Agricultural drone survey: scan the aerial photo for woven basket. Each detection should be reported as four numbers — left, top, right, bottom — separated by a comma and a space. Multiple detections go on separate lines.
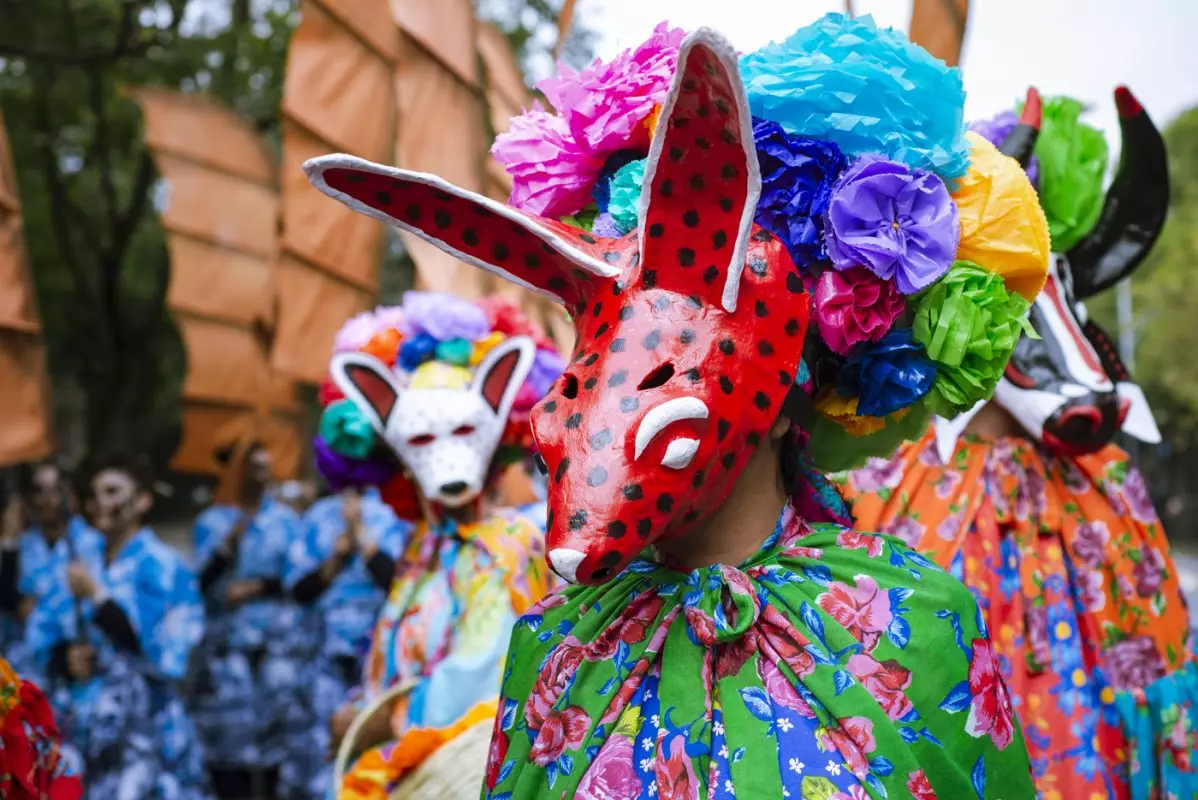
332, 681, 491, 800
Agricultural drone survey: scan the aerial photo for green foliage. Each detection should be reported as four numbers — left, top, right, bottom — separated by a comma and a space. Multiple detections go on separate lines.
475, 0, 598, 82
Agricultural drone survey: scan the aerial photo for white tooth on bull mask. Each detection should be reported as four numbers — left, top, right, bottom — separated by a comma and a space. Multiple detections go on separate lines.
1117, 382, 1163, 443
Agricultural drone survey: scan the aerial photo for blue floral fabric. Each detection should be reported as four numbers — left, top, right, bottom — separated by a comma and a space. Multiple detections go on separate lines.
25, 527, 209, 799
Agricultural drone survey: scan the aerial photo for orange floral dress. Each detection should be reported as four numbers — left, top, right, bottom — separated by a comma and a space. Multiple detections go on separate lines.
0, 657, 81, 800
836, 430, 1197, 800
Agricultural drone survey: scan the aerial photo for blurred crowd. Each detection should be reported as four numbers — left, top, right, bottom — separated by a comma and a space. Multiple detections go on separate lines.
0, 445, 490, 800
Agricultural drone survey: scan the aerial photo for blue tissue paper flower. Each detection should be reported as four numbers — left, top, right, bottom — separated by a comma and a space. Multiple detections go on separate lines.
739, 13, 971, 181
752, 118, 846, 268
838, 329, 937, 417
592, 149, 644, 213
399, 331, 439, 371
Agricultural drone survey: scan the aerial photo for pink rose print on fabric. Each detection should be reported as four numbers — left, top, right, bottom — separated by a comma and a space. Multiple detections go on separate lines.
817, 575, 892, 651
906, 769, 938, 799
1133, 545, 1165, 597
852, 456, 906, 492
757, 655, 817, 717
831, 787, 871, 800
525, 639, 585, 729
576, 734, 639, 800
759, 604, 816, 679
934, 469, 961, 499
964, 638, 1017, 750
1072, 519, 1110, 569
1104, 635, 1167, 691
1122, 468, 1159, 524
846, 653, 914, 721
884, 515, 925, 548
936, 512, 962, 542
1061, 462, 1090, 495
529, 705, 591, 766
1078, 569, 1107, 613
587, 591, 666, 659
713, 629, 759, 681
484, 709, 509, 789
654, 732, 699, 800
836, 529, 884, 557
818, 716, 877, 779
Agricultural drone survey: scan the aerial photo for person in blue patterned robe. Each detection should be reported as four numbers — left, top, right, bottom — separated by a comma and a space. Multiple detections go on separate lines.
280, 486, 409, 798
26, 452, 210, 800
188, 444, 311, 799
0, 460, 103, 682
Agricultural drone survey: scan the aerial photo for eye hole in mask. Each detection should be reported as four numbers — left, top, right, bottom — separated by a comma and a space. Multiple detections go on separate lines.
408, 434, 436, 447
638, 363, 675, 391
561, 374, 579, 399
452, 425, 477, 436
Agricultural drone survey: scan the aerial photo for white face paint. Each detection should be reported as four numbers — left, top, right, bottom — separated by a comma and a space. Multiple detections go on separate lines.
89, 469, 143, 535
332, 337, 537, 510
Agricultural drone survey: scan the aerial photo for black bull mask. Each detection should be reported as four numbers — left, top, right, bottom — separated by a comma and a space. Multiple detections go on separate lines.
936, 86, 1169, 459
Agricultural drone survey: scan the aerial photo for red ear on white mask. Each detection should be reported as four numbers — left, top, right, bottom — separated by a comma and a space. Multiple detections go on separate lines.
329, 352, 401, 433
472, 336, 536, 424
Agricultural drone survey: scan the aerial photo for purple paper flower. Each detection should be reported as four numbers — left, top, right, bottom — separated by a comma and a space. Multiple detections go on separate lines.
525, 347, 566, 400
969, 110, 1039, 187
752, 118, 847, 268
399, 291, 491, 343
539, 22, 684, 156
825, 154, 960, 294
492, 104, 604, 217
313, 436, 397, 491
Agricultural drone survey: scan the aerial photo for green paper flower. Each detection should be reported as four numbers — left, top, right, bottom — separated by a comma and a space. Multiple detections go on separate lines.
1030, 95, 1109, 251
912, 261, 1034, 416
319, 399, 377, 460
608, 159, 647, 232
560, 204, 599, 232
435, 337, 473, 366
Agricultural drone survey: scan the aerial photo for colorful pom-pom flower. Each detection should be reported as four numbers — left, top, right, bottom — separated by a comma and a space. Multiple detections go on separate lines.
813, 267, 905, 356
739, 13, 971, 180
838, 329, 937, 418
912, 261, 1034, 414
752, 118, 847, 268
824, 154, 960, 295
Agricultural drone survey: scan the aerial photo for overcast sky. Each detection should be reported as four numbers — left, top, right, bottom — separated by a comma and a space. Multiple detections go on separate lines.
580, 0, 1198, 157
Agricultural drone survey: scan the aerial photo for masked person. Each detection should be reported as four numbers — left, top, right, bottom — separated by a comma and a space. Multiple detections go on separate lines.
0, 654, 83, 800
282, 483, 409, 797
189, 443, 307, 799
293, 291, 562, 799
25, 452, 209, 799
840, 89, 1195, 799
0, 461, 103, 680
305, 13, 1058, 797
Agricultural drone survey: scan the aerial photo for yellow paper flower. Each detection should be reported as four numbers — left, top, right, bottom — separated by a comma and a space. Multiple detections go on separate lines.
815, 393, 892, 436
645, 104, 663, 140
469, 332, 505, 366
952, 131, 1051, 301
409, 361, 472, 391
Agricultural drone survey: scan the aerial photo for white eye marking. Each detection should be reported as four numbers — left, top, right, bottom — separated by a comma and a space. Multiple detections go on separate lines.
662, 438, 700, 469
548, 548, 585, 584
634, 397, 709, 460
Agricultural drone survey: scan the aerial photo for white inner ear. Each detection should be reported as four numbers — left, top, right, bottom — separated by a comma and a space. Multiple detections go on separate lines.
634, 397, 709, 460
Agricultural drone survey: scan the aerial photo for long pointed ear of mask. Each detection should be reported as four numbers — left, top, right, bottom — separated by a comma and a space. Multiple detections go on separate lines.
472, 336, 536, 423
329, 352, 402, 434
303, 157, 621, 314
637, 27, 761, 313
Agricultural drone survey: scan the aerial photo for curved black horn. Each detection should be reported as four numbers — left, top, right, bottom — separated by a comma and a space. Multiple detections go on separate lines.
1067, 86, 1169, 299
999, 87, 1042, 168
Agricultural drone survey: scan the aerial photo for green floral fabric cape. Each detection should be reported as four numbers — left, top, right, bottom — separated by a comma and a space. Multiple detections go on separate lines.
481, 505, 1035, 799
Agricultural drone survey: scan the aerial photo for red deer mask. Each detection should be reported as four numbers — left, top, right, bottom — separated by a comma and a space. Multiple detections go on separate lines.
305, 30, 811, 585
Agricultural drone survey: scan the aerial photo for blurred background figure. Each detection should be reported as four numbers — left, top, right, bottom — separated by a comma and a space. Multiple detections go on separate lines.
188, 443, 309, 800
282, 486, 408, 798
